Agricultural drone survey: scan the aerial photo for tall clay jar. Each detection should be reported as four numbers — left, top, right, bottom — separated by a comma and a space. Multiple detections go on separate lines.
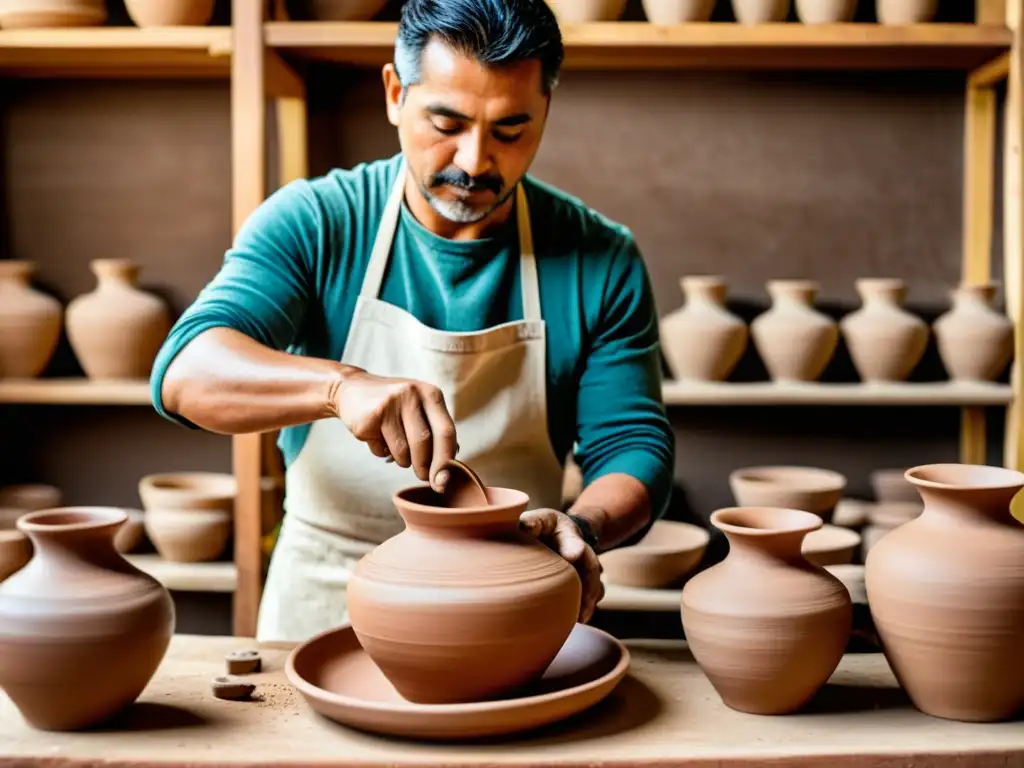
865, 464, 1024, 722
731, 0, 791, 23
660, 276, 748, 382
65, 259, 171, 380
840, 278, 928, 383
0, 508, 175, 730
750, 280, 838, 382
681, 507, 852, 714
933, 283, 1014, 382
0, 261, 62, 379
347, 485, 581, 705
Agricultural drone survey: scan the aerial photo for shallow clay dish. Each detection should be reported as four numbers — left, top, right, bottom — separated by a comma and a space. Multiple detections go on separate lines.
729, 465, 846, 521
286, 622, 629, 740
802, 524, 862, 566
599, 520, 710, 588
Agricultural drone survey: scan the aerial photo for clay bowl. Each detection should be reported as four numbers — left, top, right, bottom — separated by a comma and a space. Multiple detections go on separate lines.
0, 530, 32, 582
138, 473, 235, 562
546, 0, 628, 23
0, 483, 62, 529
285, 622, 630, 740
867, 501, 922, 529
729, 466, 847, 522
113, 508, 146, 553
599, 520, 710, 588
869, 468, 920, 503
802, 524, 862, 567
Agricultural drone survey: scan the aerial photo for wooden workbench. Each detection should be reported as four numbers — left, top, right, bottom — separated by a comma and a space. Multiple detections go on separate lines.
1, 634, 1022, 768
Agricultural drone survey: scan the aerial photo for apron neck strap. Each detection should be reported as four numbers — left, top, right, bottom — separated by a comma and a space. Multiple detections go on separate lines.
360, 161, 542, 323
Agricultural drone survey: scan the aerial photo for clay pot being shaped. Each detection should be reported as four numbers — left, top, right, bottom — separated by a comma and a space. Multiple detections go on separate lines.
599, 520, 710, 588
840, 279, 928, 383
875, 0, 937, 24
0, 0, 107, 28
283, 0, 386, 20
124, 0, 214, 26
347, 485, 582, 705
729, 465, 847, 522
0, 483, 62, 529
795, 0, 856, 23
934, 283, 1014, 382
0, 530, 31, 582
66, 259, 170, 380
681, 507, 852, 714
0, 507, 175, 730
0, 261, 62, 379
546, 0, 628, 23
750, 280, 838, 382
138, 472, 235, 562
642, 0, 716, 23
865, 463, 1024, 722
731, 0, 791, 23
660, 276, 748, 382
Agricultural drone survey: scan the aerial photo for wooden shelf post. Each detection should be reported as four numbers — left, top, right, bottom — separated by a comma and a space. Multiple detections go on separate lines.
1005, 0, 1024, 472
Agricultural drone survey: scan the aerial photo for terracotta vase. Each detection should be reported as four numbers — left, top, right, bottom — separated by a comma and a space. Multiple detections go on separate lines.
865, 463, 1024, 722
731, 0, 791, 23
347, 485, 581, 705
138, 472, 235, 562
681, 506, 852, 714
0, 530, 31, 582
642, 0, 716, 23
875, 0, 937, 24
66, 259, 171, 381
545, 0, 628, 23
0, 0, 107, 28
283, 0, 386, 20
729, 465, 847, 522
750, 280, 838, 382
0, 261, 62, 379
934, 283, 1014, 383
124, 0, 214, 26
660, 276, 748, 382
0, 507, 175, 730
795, 0, 857, 23
840, 279, 928, 383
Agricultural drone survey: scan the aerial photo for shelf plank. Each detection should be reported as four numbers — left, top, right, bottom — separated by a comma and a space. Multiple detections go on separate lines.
662, 380, 1013, 406
126, 554, 237, 593
266, 21, 1012, 71
0, 378, 152, 405
0, 26, 232, 78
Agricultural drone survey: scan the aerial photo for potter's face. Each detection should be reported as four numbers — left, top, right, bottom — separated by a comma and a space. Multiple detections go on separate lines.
384, 39, 549, 224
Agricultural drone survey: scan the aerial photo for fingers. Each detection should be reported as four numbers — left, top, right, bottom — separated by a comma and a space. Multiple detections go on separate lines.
379, 398, 410, 468
401, 394, 433, 482
578, 544, 604, 623
520, 510, 604, 624
418, 384, 458, 492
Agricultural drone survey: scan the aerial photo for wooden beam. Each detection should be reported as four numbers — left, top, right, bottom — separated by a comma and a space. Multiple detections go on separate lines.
1004, 0, 1024, 471
969, 51, 1010, 87
979, 0, 1007, 25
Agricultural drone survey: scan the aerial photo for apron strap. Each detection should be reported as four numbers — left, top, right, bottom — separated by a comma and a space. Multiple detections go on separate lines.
517, 184, 541, 323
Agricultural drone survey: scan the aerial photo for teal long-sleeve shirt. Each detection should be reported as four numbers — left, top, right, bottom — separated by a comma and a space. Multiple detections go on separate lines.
150, 153, 674, 522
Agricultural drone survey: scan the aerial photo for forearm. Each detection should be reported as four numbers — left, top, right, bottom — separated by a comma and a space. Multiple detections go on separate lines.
568, 473, 652, 552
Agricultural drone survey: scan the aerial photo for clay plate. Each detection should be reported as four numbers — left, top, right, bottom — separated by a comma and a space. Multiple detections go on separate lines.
286, 622, 630, 740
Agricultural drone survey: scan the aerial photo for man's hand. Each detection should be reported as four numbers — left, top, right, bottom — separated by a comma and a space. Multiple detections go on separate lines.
519, 508, 604, 623
332, 368, 458, 492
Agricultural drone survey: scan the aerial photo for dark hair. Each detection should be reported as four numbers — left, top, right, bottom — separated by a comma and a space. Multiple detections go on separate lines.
394, 0, 564, 95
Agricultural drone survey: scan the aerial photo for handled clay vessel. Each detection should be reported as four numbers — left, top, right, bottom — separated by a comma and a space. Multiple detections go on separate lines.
681, 506, 852, 714
865, 463, 1024, 722
840, 279, 927, 382
933, 283, 1014, 382
0, 507, 175, 730
750, 280, 838, 382
0, 261, 62, 379
347, 485, 581, 704
660, 276, 748, 381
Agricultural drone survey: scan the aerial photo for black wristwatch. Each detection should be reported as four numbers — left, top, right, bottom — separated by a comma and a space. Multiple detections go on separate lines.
568, 514, 600, 553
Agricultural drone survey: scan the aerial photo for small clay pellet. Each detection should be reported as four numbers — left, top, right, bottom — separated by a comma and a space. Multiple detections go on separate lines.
226, 649, 261, 675
212, 676, 255, 701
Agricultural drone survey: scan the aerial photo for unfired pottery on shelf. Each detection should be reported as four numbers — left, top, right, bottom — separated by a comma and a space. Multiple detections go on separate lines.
283, 0, 387, 20
545, 0, 628, 23
0, 483, 62, 529
138, 472, 235, 562
598, 520, 710, 588
0, 507, 174, 730
750, 280, 838, 382
869, 467, 917, 502
681, 507, 852, 715
875, 0, 937, 24
728, 465, 847, 521
831, 498, 871, 528
660, 276, 748, 382
347, 485, 581, 705
0, 0, 106, 28
66, 259, 171, 380
795, 0, 856, 23
731, 0, 791, 24
934, 283, 1014, 382
801, 523, 861, 566
0, 261, 62, 379
840, 279, 928, 383
867, 500, 922, 529
285, 622, 629, 740
865, 463, 1024, 722
124, 0, 214, 26
113, 508, 146, 553
0, 530, 31, 582
642, 0, 716, 23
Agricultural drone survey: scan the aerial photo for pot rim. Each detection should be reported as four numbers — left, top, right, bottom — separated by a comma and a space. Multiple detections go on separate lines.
729, 465, 847, 492
711, 506, 824, 537
17, 506, 128, 533
392, 484, 529, 516
602, 520, 710, 556
139, 471, 237, 501
904, 463, 1024, 491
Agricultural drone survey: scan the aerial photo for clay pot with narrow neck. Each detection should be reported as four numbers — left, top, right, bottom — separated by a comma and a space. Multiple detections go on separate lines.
545, 0, 628, 23
875, 0, 937, 24
681, 506, 852, 714
124, 0, 215, 26
642, 0, 716, 23
66, 259, 170, 380
751, 280, 838, 382
0, 507, 175, 730
865, 463, 1024, 722
660, 276, 748, 382
934, 283, 1014, 382
840, 279, 928, 383
347, 485, 581, 704
795, 0, 857, 23
0, 261, 62, 379
731, 0, 791, 23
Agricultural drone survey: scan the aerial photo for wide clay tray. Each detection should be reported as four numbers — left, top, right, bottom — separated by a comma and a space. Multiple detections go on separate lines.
285, 622, 630, 740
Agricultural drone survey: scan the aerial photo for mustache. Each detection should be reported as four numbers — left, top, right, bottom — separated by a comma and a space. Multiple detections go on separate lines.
429, 168, 503, 195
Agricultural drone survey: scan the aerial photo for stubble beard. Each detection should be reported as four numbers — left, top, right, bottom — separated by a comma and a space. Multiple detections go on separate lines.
418, 182, 517, 225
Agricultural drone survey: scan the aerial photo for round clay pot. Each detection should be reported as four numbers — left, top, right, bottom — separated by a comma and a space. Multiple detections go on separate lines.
865, 463, 1024, 722
284, 0, 387, 20
875, 0, 937, 24
660, 276, 748, 382
599, 520, 710, 588
831, 498, 871, 528
0, 530, 32, 582
681, 506, 852, 714
729, 465, 847, 521
750, 280, 838, 382
138, 472, 235, 562
801, 524, 861, 566
124, 0, 214, 26
0, 0, 106, 28
66, 259, 171, 381
545, 0, 628, 23
934, 283, 1014, 382
731, 0, 791, 23
642, 0, 716, 23
347, 485, 582, 705
0, 483, 62, 530
113, 508, 146, 553
0, 507, 174, 730
796, 0, 856, 23
0, 261, 62, 379
869, 467, 918, 502
840, 279, 928, 383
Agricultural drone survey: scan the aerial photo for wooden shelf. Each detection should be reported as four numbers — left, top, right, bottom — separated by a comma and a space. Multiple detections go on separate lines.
0, 26, 232, 78
126, 554, 237, 593
266, 21, 1012, 71
0, 379, 152, 405
662, 380, 1013, 406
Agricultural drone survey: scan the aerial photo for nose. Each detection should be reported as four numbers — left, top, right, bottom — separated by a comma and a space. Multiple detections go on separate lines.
454, 131, 492, 179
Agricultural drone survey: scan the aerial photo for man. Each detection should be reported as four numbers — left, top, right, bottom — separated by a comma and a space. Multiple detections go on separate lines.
150, 0, 674, 643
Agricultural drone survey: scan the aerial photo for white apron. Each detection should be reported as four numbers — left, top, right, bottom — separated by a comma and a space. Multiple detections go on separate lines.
256, 163, 566, 642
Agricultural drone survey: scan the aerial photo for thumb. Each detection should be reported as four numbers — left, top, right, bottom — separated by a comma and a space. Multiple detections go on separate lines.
552, 516, 587, 563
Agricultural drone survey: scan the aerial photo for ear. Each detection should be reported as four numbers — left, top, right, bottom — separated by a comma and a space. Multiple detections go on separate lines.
382, 64, 404, 127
